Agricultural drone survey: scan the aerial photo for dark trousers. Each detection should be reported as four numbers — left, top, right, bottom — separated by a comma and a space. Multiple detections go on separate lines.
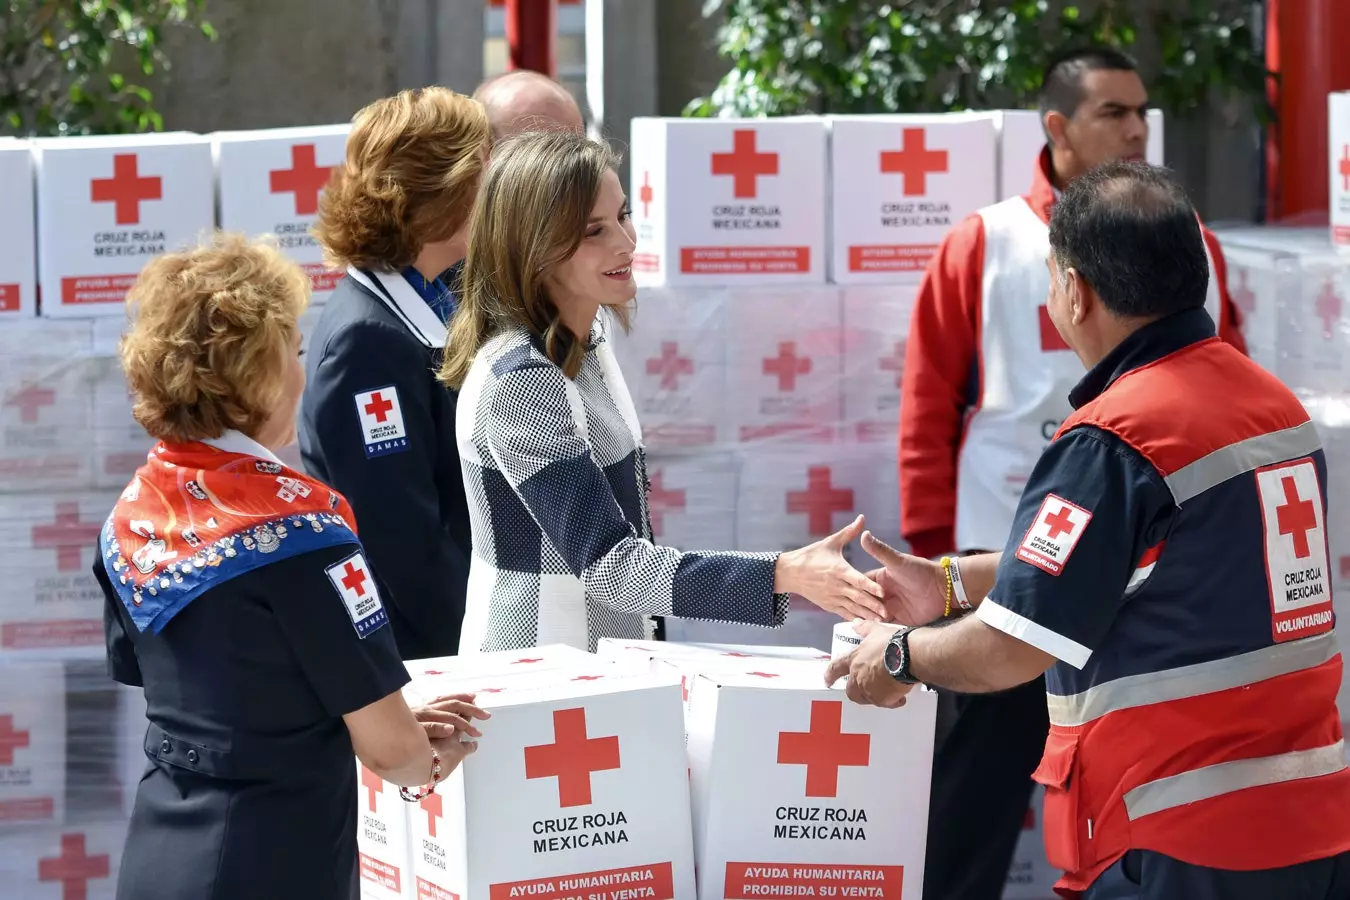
922, 674, 1050, 900
1085, 849, 1350, 900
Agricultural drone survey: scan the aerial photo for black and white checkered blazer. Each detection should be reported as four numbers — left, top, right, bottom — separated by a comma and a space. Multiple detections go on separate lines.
455, 318, 790, 652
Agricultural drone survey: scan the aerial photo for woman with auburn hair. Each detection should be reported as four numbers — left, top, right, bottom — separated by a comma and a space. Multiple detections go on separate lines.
300, 86, 489, 661
440, 131, 887, 654
97, 233, 487, 900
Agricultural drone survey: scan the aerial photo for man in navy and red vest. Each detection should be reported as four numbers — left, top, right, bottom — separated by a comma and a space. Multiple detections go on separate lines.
830, 160, 1350, 898
896, 46, 1249, 900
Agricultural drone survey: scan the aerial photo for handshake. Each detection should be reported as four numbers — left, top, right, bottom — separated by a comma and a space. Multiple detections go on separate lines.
773, 514, 953, 628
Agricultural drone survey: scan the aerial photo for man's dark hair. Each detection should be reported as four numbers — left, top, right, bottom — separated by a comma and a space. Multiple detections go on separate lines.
1048, 161, 1209, 319
1038, 47, 1139, 122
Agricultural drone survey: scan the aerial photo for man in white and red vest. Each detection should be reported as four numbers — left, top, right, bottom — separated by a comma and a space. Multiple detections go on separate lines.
836, 159, 1350, 899
896, 47, 1248, 900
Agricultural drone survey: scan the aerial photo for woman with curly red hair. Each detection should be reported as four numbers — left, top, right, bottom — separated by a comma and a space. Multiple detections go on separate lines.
98, 232, 486, 899
301, 86, 490, 661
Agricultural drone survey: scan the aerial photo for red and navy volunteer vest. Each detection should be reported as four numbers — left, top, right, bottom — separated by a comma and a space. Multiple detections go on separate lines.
1036, 336, 1350, 896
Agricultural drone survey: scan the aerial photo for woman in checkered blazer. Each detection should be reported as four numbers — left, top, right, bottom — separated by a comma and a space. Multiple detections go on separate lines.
438, 131, 886, 653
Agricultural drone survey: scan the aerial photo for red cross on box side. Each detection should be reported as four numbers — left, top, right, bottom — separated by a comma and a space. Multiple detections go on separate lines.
777, 699, 871, 797
91, 154, 162, 226
270, 143, 337, 217
524, 707, 621, 807
712, 129, 779, 199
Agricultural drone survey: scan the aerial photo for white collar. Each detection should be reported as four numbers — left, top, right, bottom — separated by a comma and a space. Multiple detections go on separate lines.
346, 266, 449, 349
202, 430, 284, 464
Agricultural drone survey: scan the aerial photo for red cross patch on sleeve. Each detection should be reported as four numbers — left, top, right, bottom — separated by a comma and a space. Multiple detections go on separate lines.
1016, 494, 1093, 576
325, 551, 388, 638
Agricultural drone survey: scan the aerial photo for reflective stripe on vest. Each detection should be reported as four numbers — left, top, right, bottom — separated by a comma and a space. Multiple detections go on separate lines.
1047, 631, 1339, 727
955, 197, 1223, 552
1123, 740, 1346, 821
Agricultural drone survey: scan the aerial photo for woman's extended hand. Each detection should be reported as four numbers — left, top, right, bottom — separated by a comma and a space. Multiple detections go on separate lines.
775, 515, 888, 621
413, 692, 492, 741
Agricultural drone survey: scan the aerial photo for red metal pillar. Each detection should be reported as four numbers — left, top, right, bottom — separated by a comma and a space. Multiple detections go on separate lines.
1266, 0, 1350, 223
504, 0, 557, 77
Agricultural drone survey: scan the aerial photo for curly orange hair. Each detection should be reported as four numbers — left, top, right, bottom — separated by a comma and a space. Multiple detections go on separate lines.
119, 232, 309, 443
314, 86, 489, 270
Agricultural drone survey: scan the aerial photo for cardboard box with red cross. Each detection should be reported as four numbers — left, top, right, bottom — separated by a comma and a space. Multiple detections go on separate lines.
354, 645, 612, 899
840, 285, 919, 445
0, 140, 37, 319
393, 664, 696, 900
0, 821, 125, 900
827, 113, 997, 286
1329, 92, 1350, 250
0, 660, 66, 827
685, 664, 936, 900
638, 452, 737, 552
734, 447, 902, 567
0, 320, 98, 494
0, 492, 118, 661
32, 133, 215, 319
212, 124, 349, 302
629, 117, 828, 287
725, 285, 843, 447
607, 285, 731, 453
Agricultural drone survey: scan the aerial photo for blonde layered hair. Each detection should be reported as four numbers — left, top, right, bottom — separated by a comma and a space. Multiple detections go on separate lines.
439, 130, 629, 387
314, 86, 489, 270
119, 232, 309, 443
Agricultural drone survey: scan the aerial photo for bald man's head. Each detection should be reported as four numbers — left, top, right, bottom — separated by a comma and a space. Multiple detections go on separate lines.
473, 70, 584, 143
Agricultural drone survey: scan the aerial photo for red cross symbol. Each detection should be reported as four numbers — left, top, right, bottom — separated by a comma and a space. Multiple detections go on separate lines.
572, 674, 606, 681
647, 470, 687, 538
777, 700, 870, 797
748, 671, 780, 679
340, 560, 368, 596
1231, 267, 1256, 316
32, 502, 102, 572
763, 341, 812, 391
1044, 504, 1077, 541
1276, 476, 1318, 559
524, 707, 621, 808
512, 657, 544, 665
880, 128, 949, 196
4, 382, 56, 424
37, 833, 110, 900
722, 652, 752, 658
421, 792, 444, 838
364, 391, 394, 422
91, 153, 162, 226
0, 714, 30, 766
270, 143, 336, 216
787, 467, 855, 537
639, 170, 654, 218
680, 676, 690, 703
646, 341, 693, 390
711, 129, 779, 199
1316, 280, 1342, 340
1340, 145, 1350, 193
878, 339, 906, 388
1039, 305, 1071, 352
360, 766, 383, 812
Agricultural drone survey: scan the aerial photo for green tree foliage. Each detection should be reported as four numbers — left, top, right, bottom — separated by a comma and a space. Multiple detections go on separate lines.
685, 0, 1270, 120
0, 0, 214, 136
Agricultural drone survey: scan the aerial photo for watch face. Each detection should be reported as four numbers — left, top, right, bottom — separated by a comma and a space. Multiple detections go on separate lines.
884, 636, 903, 675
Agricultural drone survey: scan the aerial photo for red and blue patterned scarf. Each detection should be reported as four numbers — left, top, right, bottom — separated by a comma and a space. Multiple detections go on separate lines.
100, 436, 361, 633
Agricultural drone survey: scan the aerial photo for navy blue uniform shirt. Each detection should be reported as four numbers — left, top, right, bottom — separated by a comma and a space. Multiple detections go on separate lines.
299, 269, 471, 660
